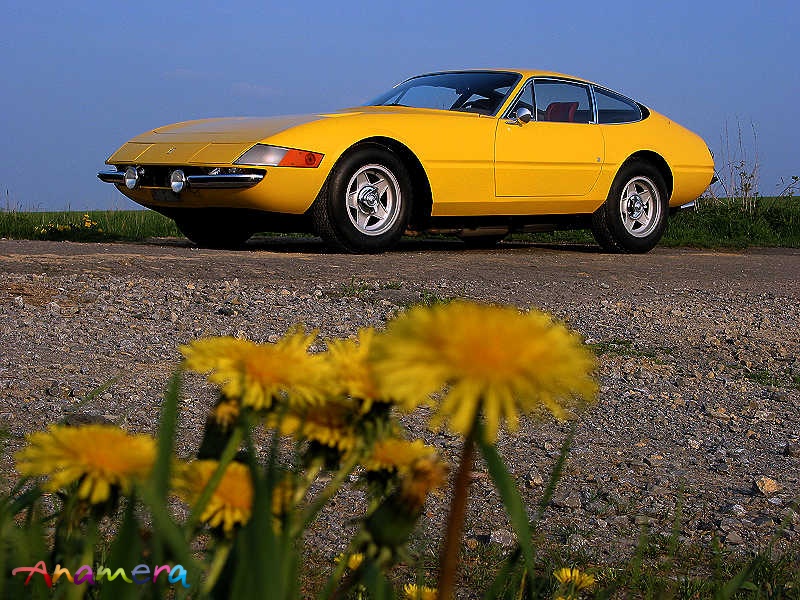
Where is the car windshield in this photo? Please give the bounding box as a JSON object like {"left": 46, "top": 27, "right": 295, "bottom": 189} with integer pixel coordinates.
{"left": 365, "top": 71, "right": 521, "bottom": 116}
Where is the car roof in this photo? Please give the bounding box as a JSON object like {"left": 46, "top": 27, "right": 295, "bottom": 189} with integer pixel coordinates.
{"left": 413, "top": 69, "right": 597, "bottom": 86}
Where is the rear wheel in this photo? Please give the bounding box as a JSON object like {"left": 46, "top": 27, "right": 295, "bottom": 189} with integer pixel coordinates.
{"left": 312, "top": 146, "right": 412, "bottom": 253}
{"left": 591, "top": 160, "right": 668, "bottom": 253}
{"left": 175, "top": 217, "right": 254, "bottom": 249}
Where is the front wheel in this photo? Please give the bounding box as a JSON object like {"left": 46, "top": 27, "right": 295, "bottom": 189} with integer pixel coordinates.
{"left": 591, "top": 160, "right": 668, "bottom": 253}
{"left": 312, "top": 146, "right": 412, "bottom": 253}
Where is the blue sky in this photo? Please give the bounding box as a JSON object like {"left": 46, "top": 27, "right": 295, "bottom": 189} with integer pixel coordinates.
{"left": 0, "top": 0, "right": 797, "bottom": 210}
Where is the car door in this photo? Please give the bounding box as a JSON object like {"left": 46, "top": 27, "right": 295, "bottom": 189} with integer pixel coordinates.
{"left": 494, "top": 78, "right": 604, "bottom": 198}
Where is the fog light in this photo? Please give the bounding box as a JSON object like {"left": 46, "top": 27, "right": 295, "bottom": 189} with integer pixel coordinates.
{"left": 124, "top": 166, "right": 139, "bottom": 190}
{"left": 170, "top": 169, "right": 186, "bottom": 193}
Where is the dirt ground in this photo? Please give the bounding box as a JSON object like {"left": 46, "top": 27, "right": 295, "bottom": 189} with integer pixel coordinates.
{"left": 1, "top": 237, "right": 799, "bottom": 573}
{"left": 1, "top": 237, "right": 798, "bottom": 292}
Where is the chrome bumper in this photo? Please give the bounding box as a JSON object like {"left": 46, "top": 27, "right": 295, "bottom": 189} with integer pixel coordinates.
{"left": 97, "top": 170, "right": 125, "bottom": 184}
{"left": 97, "top": 169, "right": 264, "bottom": 190}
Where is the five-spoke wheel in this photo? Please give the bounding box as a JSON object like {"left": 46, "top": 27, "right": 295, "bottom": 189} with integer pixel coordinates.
{"left": 618, "top": 176, "right": 662, "bottom": 239}
{"left": 591, "top": 159, "right": 669, "bottom": 253}
{"left": 345, "top": 164, "right": 402, "bottom": 237}
{"left": 312, "top": 146, "right": 412, "bottom": 253}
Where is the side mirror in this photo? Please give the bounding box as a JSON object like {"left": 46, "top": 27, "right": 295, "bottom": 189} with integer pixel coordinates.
{"left": 506, "top": 106, "right": 533, "bottom": 125}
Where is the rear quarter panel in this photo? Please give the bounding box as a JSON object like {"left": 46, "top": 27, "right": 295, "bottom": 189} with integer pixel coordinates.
{"left": 599, "top": 111, "right": 714, "bottom": 207}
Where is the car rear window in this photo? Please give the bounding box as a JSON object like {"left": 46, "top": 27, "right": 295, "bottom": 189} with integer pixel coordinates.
{"left": 595, "top": 87, "right": 643, "bottom": 124}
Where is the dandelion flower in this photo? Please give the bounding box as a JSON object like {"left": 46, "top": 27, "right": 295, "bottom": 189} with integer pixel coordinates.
{"left": 363, "top": 438, "right": 447, "bottom": 509}
{"left": 372, "top": 301, "right": 596, "bottom": 441}
{"left": 174, "top": 460, "right": 253, "bottom": 533}
{"left": 326, "top": 328, "right": 384, "bottom": 411}
{"left": 270, "top": 398, "right": 360, "bottom": 452}
{"left": 400, "top": 455, "right": 448, "bottom": 509}
{"left": 334, "top": 552, "right": 364, "bottom": 571}
{"left": 363, "top": 438, "right": 438, "bottom": 473}
{"left": 180, "top": 328, "right": 328, "bottom": 410}
{"left": 211, "top": 399, "right": 240, "bottom": 429}
{"left": 554, "top": 567, "right": 595, "bottom": 591}
{"left": 15, "top": 425, "right": 156, "bottom": 504}
{"left": 403, "top": 583, "right": 438, "bottom": 600}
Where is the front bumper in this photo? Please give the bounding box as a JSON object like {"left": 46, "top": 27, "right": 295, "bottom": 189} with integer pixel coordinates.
{"left": 97, "top": 168, "right": 264, "bottom": 190}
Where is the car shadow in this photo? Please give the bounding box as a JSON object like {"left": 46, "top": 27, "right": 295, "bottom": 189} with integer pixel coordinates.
{"left": 141, "top": 235, "right": 604, "bottom": 254}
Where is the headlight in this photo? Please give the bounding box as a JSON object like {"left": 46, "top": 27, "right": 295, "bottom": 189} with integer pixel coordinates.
{"left": 234, "top": 144, "right": 324, "bottom": 167}
{"left": 124, "top": 166, "right": 140, "bottom": 189}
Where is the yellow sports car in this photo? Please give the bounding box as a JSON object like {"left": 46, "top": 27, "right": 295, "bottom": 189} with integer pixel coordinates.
{"left": 98, "top": 69, "right": 714, "bottom": 252}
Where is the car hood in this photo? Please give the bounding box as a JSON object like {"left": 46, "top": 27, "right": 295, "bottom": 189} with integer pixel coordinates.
{"left": 139, "top": 115, "right": 324, "bottom": 143}
{"left": 107, "top": 114, "right": 327, "bottom": 165}
{"left": 106, "top": 107, "right": 478, "bottom": 165}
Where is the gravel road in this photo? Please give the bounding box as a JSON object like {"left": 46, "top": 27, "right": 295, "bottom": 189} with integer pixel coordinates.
{"left": 1, "top": 237, "right": 798, "bottom": 568}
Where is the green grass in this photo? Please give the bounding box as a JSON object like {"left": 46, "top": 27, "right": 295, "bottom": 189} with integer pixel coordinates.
{"left": 449, "top": 534, "right": 800, "bottom": 599}
{"left": 1, "top": 196, "right": 799, "bottom": 248}
{"left": 0, "top": 209, "right": 180, "bottom": 241}
{"left": 663, "top": 196, "right": 800, "bottom": 248}
{"left": 515, "top": 196, "right": 800, "bottom": 249}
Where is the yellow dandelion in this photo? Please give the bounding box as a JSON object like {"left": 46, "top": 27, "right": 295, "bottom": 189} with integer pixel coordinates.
{"left": 270, "top": 398, "right": 360, "bottom": 452}
{"left": 371, "top": 301, "right": 597, "bottom": 441}
{"left": 270, "top": 475, "right": 296, "bottom": 518}
{"left": 554, "top": 567, "right": 595, "bottom": 591}
{"left": 211, "top": 399, "right": 240, "bottom": 429}
{"left": 180, "top": 328, "right": 329, "bottom": 410}
{"left": 363, "top": 438, "right": 438, "bottom": 472}
{"left": 403, "top": 583, "right": 438, "bottom": 600}
{"left": 334, "top": 552, "right": 364, "bottom": 571}
{"left": 400, "top": 455, "right": 448, "bottom": 509}
{"left": 326, "top": 328, "right": 384, "bottom": 411}
{"left": 174, "top": 460, "right": 253, "bottom": 533}
{"left": 15, "top": 425, "right": 156, "bottom": 504}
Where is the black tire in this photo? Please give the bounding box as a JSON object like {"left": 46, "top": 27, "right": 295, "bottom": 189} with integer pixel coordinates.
{"left": 175, "top": 217, "right": 253, "bottom": 249}
{"left": 459, "top": 234, "right": 506, "bottom": 248}
{"left": 591, "top": 159, "right": 669, "bottom": 253}
{"left": 311, "top": 146, "right": 413, "bottom": 253}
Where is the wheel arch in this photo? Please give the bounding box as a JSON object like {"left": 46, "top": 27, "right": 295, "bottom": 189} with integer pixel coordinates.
{"left": 332, "top": 136, "right": 433, "bottom": 229}
{"left": 620, "top": 151, "right": 673, "bottom": 200}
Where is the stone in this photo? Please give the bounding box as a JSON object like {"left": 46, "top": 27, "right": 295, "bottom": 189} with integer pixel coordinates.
{"left": 527, "top": 471, "right": 544, "bottom": 487}
{"left": 372, "top": 288, "right": 419, "bottom": 305}
{"left": 489, "top": 529, "right": 516, "bottom": 548}
{"left": 725, "top": 531, "right": 744, "bottom": 545}
{"left": 554, "top": 492, "right": 582, "bottom": 510}
{"left": 567, "top": 533, "right": 589, "bottom": 552}
{"left": 730, "top": 504, "right": 747, "bottom": 517}
{"left": 782, "top": 442, "right": 800, "bottom": 458}
{"left": 754, "top": 477, "right": 781, "bottom": 496}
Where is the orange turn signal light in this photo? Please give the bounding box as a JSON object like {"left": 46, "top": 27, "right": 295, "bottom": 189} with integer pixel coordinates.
{"left": 278, "top": 149, "right": 324, "bottom": 168}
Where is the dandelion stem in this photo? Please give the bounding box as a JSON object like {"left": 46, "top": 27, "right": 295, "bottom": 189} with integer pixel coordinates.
{"left": 437, "top": 419, "right": 478, "bottom": 598}
{"left": 201, "top": 539, "right": 232, "bottom": 595}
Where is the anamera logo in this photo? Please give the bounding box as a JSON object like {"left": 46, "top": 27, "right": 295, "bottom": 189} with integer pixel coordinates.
{"left": 12, "top": 561, "right": 190, "bottom": 588}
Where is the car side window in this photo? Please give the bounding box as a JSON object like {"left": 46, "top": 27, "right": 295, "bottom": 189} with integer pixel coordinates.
{"left": 534, "top": 80, "right": 593, "bottom": 124}
{"left": 594, "top": 87, "right": 642, "bottom": 124}
{"left": 507, "top": 81, "right": 535, "bottom": 117}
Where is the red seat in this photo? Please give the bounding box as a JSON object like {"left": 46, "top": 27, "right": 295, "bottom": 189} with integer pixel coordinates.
{"left": 545, "top": 101, "right": 578, "bottom": 122}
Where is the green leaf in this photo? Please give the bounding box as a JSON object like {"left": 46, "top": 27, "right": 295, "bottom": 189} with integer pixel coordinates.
{"left": 151, "top": 372, "right": 181, "bottom": 502}
{"left": 716, "top": 556, "right": 762, "bottom": 600}
{"left": 477, "top": 424, "right": 536, "bottom": 597}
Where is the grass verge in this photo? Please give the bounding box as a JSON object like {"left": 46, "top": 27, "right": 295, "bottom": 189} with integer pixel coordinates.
{"left": 517, "top": 196, "right": 800, "bottom": 249}
{"left": 0, "top": 209, "right": 180, "bottom": 241}
{"left": 1, "top": 196, "right": 798, "bottom": 248}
